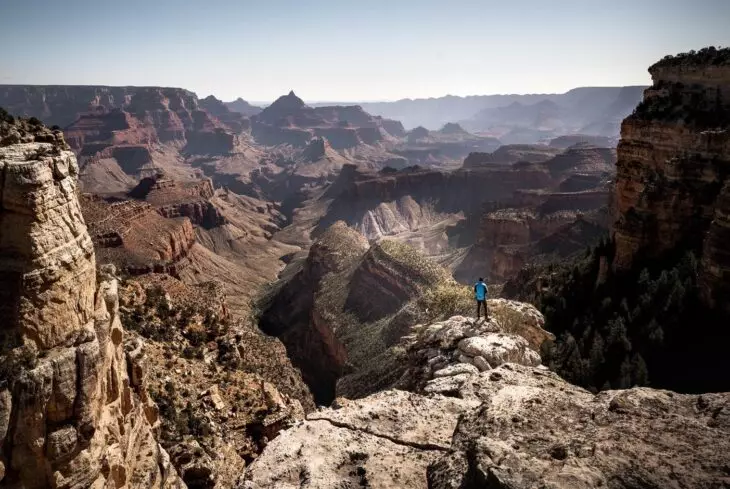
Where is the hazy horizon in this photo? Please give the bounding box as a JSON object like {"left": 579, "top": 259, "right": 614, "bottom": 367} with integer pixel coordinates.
{"left": 1, "top": 0, "right": 728, "bottom": 102}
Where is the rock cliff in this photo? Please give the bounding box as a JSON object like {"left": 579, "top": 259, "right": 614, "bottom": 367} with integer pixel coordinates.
{"left": 81, "top": 195, "right": 197, "bottom": 276}
{"left": 0, "top": 85, "right": 137, "bottom": 128}
{"left": 0, "top": 127, "right": 180, "bottom": 487}
{"left": 246, "top": 308, "right": 730, "bottom": 488}
{"left": 129, "top": 175, "right": 225, "bottom": 229}
{"left": 500, "top": 49, "right": 730, "bottom": 395}
{"left": 612, "top": 47, "right": 730, "bottom": 312}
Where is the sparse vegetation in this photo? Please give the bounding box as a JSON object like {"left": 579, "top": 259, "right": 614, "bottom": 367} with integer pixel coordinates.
{"left": 651, "top": 46, "right": 730, "bottom": 70}
{"left": 120, "top": 283, "right": 225, "bottom": 346}
{"left": 419, "top": 281, "right": 473, "bottom": 322}
{"left": 0, "top": 106, "right": 15, "bottom": 124}
{"left": 377, "top": 239, "right": 451, "bottom": 286}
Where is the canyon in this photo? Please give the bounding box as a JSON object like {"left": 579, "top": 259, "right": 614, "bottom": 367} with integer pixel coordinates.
{"left": 354, "top": 85, "right": 646, "bottom": 137}
{"left": 503, "top": 47, "right": 730, "bottom": 395}
{"left": 1, "top": 46, "right": 729, "bottom": 489}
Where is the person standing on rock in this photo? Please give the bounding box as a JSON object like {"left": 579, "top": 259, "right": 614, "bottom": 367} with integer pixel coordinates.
{"left": 474, "top": 277, "right": 489, "bottom": 320}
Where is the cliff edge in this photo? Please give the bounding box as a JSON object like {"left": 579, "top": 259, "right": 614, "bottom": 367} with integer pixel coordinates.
{"left": 245, "top": 311, "right": 730, "bottom": 488}
{"left": 613, "top": 47, "right": 730, "bottom": 312}
{"left": 0, "top": 118, "right": 181, "bottom": 487}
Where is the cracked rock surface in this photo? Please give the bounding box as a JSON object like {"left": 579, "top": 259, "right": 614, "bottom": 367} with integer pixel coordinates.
{"left": 244, "top": 310, "right": 730, "bottom": 489}
{"left": 243, "top": 390, "right": 477, "bottom": 488}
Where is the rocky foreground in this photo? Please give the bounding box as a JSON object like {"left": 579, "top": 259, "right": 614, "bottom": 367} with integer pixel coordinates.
{"left": 244, "top": 313, "right": 730, "bottom": 488}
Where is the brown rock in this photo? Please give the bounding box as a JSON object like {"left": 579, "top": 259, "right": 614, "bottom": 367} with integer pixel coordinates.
{"left": 0, "top": 137, "right": 182, "bottom": 488}
{"left": 612, "top": 49, "right": 730, "bottom": 315}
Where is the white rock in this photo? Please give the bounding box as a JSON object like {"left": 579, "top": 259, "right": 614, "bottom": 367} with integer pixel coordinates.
{"left": 433, "top": 363, "right": 479, "bottom": 378}
{"left": 457, "top": 353, "right": 474, "bottom": 365}
{"left": 457, "top": 333, "right": 541, "bottom": 367}
{"left": 472, "top": 356, "right": 492, "bottom": 372}
{"left": 424, "top": 373, "right": 472, "bottom": 395}
{"left": 420, "top": 316, "right": 470, "bottom": 348}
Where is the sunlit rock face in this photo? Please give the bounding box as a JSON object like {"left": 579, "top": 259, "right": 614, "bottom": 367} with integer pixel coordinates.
{"left": 0, "top": 130, "right": 181, "bottom": 487}
{"left": 245, "top": 309, "right": 730, "bottom": 489}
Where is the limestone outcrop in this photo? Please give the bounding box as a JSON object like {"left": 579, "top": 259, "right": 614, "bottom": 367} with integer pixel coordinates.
{"left": 429, "top": 363, "right": 730, "bottom": 489}
{"left": 245, "top": 309, "right": 730, "bottom": 489}
{"left": 0, "top": 135, "right": 180, "bottom": 487}
{"left": 243, "top": 390, "right": 475, "bottom": 489}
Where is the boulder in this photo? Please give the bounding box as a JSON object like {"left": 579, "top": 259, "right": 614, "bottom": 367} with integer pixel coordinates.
{"left": 433, "top": 363, "right": 479, "bottom": 378}
{"left": 457, "top": 333, "right": 541, "bottom": 367}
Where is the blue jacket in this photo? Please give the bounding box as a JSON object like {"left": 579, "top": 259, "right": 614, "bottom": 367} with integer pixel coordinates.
{"left": 474, "top": 281, "right": 488, "bottom": 301}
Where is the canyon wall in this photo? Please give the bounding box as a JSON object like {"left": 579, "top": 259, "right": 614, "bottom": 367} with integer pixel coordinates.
{"left": 0, "top": 85, "right": 136, "bottom": 127}
{"left": 612, "top": 49, "right": 730, "bottom": 311}
{"left": 0, "top": 140, "right": 180, "bottom": 487}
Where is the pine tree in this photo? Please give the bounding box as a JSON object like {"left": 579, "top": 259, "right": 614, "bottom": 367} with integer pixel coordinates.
{"left": 631, "top": 354, "right": 649, "bottom": 386}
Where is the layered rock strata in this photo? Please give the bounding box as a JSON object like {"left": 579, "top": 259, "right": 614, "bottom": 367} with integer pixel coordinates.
{"left": 81, "top": 195, "right": 196, "bottom": 276}
{"left": 250, "top": 91, "right": 403, "bottom": 149}
{"left": 613, "top": 48, "right": 730, "bottom": 312}
{"left": 0, "top": 140, "right": 180, "bottom": 487}
{"left": 129, "top": 175, "right": 226, "bottom": 229}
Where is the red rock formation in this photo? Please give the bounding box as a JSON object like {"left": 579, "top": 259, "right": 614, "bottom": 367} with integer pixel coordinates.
{"left": 81, "top": 195, "right": 197, "bottom": 276}
{"left": 345, "top": 166, "right": 552, "bottom": 209}
{"left": 259, "top": 222, "right": 370, "bottom": 404}
{"left": 251, "top": 91, "right": 402, "bottom": 149}
{"left": 463, "top": 144, "right": 561, "bottom": 168}
{"left": 61, "top": 88, "right": 243, "bottom": 189}
{"left": 612, "top": 49, "right": 730, "bottom": 308}
{"left": 223, "top": 97, "right": 262, "bottom": 117}
{"left": 0, "top": 85, "right": 137, "bottom": 127}
{"left": 198, "top": 95, "right": 251, "bottom": 133}
{"left": 127, "top": 176, "right": 226, "bottom": 228}
{"left": 549, "top": 134, "right": 615, "bottom": 148}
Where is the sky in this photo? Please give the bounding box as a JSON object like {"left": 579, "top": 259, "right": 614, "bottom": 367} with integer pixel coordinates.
{"left": 1, "top": 0, "right": 728, "bottom": 103}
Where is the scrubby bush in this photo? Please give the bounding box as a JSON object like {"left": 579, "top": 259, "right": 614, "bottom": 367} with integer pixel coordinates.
{"left": 0, "top": 107, "right": 14, "bottom": 124}
{"left": 419, "top": 282, "right": 473, "bottom": 322}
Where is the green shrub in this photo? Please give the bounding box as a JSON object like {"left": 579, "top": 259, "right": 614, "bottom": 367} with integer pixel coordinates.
{"left": 419, "top": 281, "right": 473, "bottom": 322}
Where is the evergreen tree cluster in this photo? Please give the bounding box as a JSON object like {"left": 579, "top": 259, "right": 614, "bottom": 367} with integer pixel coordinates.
{"left": 506, "top": 237, "right": 729, "bottom": 393}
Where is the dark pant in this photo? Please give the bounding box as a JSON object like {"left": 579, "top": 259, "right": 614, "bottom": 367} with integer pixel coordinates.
{"left": 476, "top": 300, "right": 488, "bottom": 318}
